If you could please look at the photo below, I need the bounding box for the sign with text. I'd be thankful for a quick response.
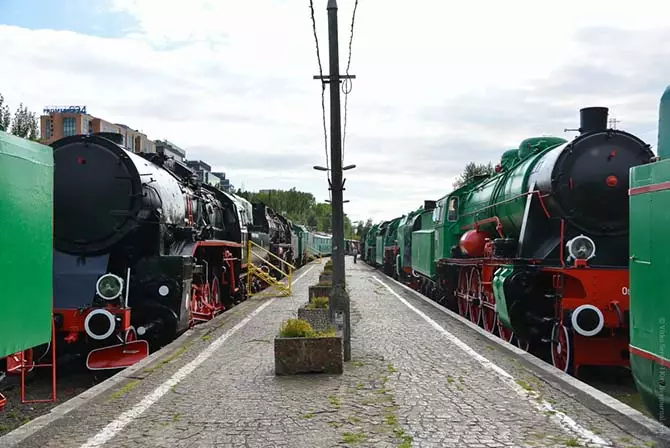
[43,106,88,114]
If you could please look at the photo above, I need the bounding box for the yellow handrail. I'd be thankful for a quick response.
[246,239,295,297]
[249,240,296,271]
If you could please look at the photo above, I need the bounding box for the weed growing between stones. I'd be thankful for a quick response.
[321,360,413,447]
[306,296,329,310]
[342,432,366,443]
[108,379,141,401]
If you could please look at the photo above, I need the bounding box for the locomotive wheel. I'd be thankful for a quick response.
[468,267,482,326]
[550,322,572,373]
[210,277,222,309]
[456,268,469,318]
[497,321,514,343]
[481,289,497,333]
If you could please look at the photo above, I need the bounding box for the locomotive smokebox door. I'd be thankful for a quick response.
[52,134,143,255]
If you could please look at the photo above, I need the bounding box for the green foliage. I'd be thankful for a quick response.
[306,296,329,309]
[235,188,357,237]
[0,94,10,132]
[317,327,336,337]
[279,318,314,338]
[452,161,494,188]
[9,103,38,140]
[279,318,335,338]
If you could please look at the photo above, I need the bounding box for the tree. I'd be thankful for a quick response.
[10,103,39,140]
[452,161,494,188]
[0,94,11,132]
[234,187,355,235]
[0,94,39,140]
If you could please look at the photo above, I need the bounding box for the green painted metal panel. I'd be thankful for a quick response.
[658,85,670,159]
[375,235,384,265]
[365,224,379,262]
[459,137,566,238]
[397,208,422,270]
[629,155,670,424]
[436,137,566,256]
[0,131,53,359]
[383,216,403,248]
[630,355,669,426]
[491,266,514,330]
[411,230,435,278]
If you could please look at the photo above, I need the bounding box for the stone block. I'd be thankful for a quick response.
[274,335,343,375]
[319,273,333,283]
[298,304,331,332]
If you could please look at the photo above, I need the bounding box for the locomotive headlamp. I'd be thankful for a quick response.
[95,273,124,300]
[566,234,596,261]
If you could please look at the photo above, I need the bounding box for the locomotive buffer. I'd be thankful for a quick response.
[313,0,356,361]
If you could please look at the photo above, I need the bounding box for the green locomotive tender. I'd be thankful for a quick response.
[0,131,54,408]
[629,84,670,425]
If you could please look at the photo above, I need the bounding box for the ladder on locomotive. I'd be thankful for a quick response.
[246,240,295,298]
[0,318,57,410]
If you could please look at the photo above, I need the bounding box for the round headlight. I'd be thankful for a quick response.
[96,273,124,300]
[566,234,596,261]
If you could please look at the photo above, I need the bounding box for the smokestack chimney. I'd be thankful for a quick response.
[424,200,436,211]
[579,107,609,134]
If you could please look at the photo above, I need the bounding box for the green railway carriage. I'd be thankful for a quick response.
[0,131,53,360]
[629,85,670,425]
[307,232,332,257]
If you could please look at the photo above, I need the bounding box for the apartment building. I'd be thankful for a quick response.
[39,106,155,153]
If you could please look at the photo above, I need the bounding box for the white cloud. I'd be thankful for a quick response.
[1,0,669,224]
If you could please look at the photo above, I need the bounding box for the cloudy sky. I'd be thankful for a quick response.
[1,0,669,224]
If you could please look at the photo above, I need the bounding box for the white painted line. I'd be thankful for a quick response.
[80,266,313,448]
[373,275,611,447]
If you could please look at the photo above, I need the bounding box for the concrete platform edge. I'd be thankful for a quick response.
[368,265,670,441]
[0,266,307,448]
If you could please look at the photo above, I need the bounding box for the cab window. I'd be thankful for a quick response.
[447,197,459,222]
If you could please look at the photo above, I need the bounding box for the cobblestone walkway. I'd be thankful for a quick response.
[6,259,665,448]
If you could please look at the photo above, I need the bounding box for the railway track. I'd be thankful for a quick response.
[0,355,114,436]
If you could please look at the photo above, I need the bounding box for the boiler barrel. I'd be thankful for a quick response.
[52,134,187,255]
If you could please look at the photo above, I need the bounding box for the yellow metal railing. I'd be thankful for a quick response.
[246,240,295,297]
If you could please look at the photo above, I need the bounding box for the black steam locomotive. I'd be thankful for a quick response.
[51,133,293,370]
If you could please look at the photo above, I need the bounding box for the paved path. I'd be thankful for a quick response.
[3,258,667,448]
